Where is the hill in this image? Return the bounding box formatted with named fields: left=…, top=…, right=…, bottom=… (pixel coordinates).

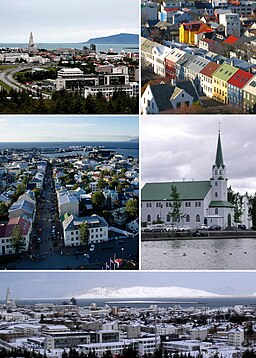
left=82, top=33, right=139, bottom=44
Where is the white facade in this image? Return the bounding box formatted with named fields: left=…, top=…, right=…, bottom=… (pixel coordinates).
left=228, top=327, right=244, bottom=347
left=219, top=13, right=240, bottom=37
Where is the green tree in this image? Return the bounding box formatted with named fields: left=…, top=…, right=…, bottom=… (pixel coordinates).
left=0, top=203, right=8, bottom=219
left=249, top=194, right=256, bottom=228
left=10, top=225, right=26, bottom=254
left=79, top=221, right=90, bottom=247
left=97, top=177, right=106, bottom=190
left=125, top=198, right=139, bottom=220
left=228, top=186, right=243, bottom=224
left=91, top=191, right=105, bottom=210
left=168, top=185, right=185, bottom=225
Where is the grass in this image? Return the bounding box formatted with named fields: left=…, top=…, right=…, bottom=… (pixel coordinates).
left=0, top=79, right=12, bottom=91
left=0, top=65, right=18, bottom=70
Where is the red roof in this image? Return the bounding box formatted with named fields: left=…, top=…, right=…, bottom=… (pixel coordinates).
left=228, top=69, right=254, bottom=88
left=200, top=62, right=220, bottom=77
left=165, top=7, right=179, bottom=12
left=223, top=36, right=239, bottom=45
left=5, top=217, right=31, bottom=237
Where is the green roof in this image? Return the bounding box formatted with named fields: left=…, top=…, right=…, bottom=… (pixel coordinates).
left=215, top=132, right=224, bottom=168
left=142, top=181, right=211, bottom=201
left=213, top=63, right=238, bottom=81
left=209, top=200, right=235, bottom=208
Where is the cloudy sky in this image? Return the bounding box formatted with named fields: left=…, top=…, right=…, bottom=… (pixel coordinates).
left=1, top=272, right=256, bottom=298
left=0, top=0, right=139, bottom=43
left=142, top=115, right=256, bottom=195
left=0, top=116, right=138, bottom=142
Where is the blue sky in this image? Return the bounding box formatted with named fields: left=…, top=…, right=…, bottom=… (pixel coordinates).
left=0, top=116, right=138, bottom=142
left=0, top=0, right=139, bottom=42
left=1, top=272, right=256, bottom=298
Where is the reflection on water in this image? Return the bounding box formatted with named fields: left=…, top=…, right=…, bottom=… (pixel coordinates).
left=141, top=238, right=256, bottom=270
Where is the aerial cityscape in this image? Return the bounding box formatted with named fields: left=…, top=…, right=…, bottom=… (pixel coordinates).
left=0, top=272, right=256, bottom=357
left=141, top=0, right=256, bottom=114
left=0, top=0, right=139, bottom=114
left=141, top=116, right=256, bottom=269
left=0, top=117, right=139, bottom=269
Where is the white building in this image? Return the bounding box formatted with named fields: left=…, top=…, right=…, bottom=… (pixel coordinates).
left=219, top=13, right=240, bottom=37
left=142, top=131, right=236, bottom=229
left=228, top=327, right=244, bottom=347
left=62, top=214, right=109, bottom=246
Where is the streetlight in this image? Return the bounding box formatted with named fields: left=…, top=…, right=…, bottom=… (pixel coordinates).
left=121, top=247, right=124, bottom=259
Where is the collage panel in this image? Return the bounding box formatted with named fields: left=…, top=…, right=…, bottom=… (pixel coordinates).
left=0, top=116, right=139, bottom=270
left=0, top=0, right=139, bottom=115
left=0, top=271, right=256, bottom=357
left=141, top=115, right=256, bottom=270
left=141, top=0, right=256, bottom=115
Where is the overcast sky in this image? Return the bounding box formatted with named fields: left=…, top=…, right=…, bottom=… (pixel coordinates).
left=0, top=116, right=138, bottom=142
left=1, top=272, right=256, bottom=298
left=0, top=0, right=139, bottom=43
left=142, top=115, right=256, bottom=195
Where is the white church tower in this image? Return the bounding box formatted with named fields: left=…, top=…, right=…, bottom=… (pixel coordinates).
left=210, top=130, right=228, bottom=202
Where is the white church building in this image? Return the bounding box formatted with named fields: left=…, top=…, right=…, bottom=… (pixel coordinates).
left=142, top=131, right=250, bottom=229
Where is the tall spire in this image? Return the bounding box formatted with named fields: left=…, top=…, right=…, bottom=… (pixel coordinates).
left=215, top=130, right=224, bottom=168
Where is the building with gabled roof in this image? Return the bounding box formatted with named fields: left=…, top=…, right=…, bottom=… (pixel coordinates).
left=141, top=81, right=200, bottom=114
left=199, top=61, right=220, bottom=98
left=141, top=131, right=236, bottom=229
left=212, top=63, right=239, bottom=104
left=228, top=69, right=254, bottom=108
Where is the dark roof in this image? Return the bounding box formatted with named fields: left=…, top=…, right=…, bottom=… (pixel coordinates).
left=215, top=132, right=224, bottom=168
left=142, top=181, right=212, bottom=201
left=209, top=201, right=235, bottom=208
left=150, top=81, right=200, bottom=111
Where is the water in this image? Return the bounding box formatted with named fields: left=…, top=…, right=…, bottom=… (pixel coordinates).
left=141, top=238, right=256, bottom=270
left=1, top=297, right=256, bottom=309
left=0, top=43, right=139, bottom=53
left=0, top=141, right=139, bottom=158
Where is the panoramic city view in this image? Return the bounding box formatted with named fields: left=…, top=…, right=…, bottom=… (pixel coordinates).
left=0, top=271, right=256, bottom=357
left=141, top=0, right=256, bottom=114
left=0, top=116, right=139, bottom=269
left=0, top=0, right=139, bottom=114
left=141, top=115, right=256, bottom=269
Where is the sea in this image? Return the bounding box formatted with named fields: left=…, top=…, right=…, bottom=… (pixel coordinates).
left=0, top=43, right=139, bottom=53
left=0, top=141, right=139, bottom=159
left=0, top=297, right=256, bottom=309
left=142, top=238, right=256, bottom=270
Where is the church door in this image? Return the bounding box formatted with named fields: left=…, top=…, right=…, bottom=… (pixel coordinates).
left=228, top=213, right=231, bottom=227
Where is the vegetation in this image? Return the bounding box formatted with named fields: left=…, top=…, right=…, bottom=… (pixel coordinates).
left=227, top=186, right=243, bottom=224
left=10, top=225, right=26, bottom=254
left=125, top=198, right=138, bottom=220
left=168, top=185, right=185, bottom=225
left=0, top=88, right=139, bottom=114
left=0, top=202, right=8, bottom=219
left=14, top=68, right=58, bottom=83
left=91, top=191, right=106, bottom=210
left=79, top=221, right=90, bottom=247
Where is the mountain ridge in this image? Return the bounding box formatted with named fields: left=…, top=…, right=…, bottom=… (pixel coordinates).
left=81, top=33, right=139, bottom=45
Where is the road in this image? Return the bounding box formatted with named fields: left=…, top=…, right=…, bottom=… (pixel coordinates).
left=0, top=65, right=51, bottom=98
left=2, top=164, right=139, bottom=270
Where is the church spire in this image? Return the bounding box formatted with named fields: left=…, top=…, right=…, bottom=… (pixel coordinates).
left=215, top=131, right=224, bottom=168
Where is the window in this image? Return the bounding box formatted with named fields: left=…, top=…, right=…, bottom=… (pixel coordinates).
left=166, top=214, right=171, bottom=222
left=186, top=214, right=190, bottom=222
left=215, top=208, right=218, bottom=214
left=147, top=215, right=151, bottom=222
left=215, top=181, right=218, bottom=186
left=196, top=214, right=200, bottom=222
left=215, top=192, right=218, bottom=197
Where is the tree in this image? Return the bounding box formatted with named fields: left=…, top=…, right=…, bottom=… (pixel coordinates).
left=0, top=203, right=8, bottom=219
left=97, top=177, right=106, bottom=190
left=125, top=198, right=139, bottom=220
left=91, top=191, right=105, bottom=210
left=79, top=221, right=90, bottom=247
left=228, top=186, right=243, bottom=225
left=249, top=193, right=256, bottom=229
left=168, top=185, right=185, bottom=225
left=10, top=225, right=26, bottom=254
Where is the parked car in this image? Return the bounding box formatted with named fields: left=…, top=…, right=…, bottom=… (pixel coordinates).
left=151, top=224, right=166, bottom=232
left=177, top=225, right=190, bottom=232
left=166, top=225, right=178, bottom=232
left=198, top=224, right=209, bottom=230
left=238, top=224, right=246, bottom=230
left=89, top=244, right=95, bottom=251
left=209, top=225, right=221, bottom=231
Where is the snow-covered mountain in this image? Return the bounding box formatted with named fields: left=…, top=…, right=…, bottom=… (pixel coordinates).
left=75, top=286, right=222, bottom=299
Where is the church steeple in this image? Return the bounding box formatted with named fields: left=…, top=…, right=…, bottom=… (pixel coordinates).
left=215, top=131, right=224, bottom=168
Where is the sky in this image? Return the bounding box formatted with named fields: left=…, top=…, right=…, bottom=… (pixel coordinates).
left=142, top=115, right=256, bottom=195
left=0, top=0, right=139, bottom=43
left=1, top=272, right=256, bottom=298
left=0, top=116, right=138, bottom=142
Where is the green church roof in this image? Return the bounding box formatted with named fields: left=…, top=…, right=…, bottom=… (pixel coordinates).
left=209, top=201, right=235, bottom=208
left=142, top=181, right=211, bottom=201
left=215, top=132, right=224, bottom=168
